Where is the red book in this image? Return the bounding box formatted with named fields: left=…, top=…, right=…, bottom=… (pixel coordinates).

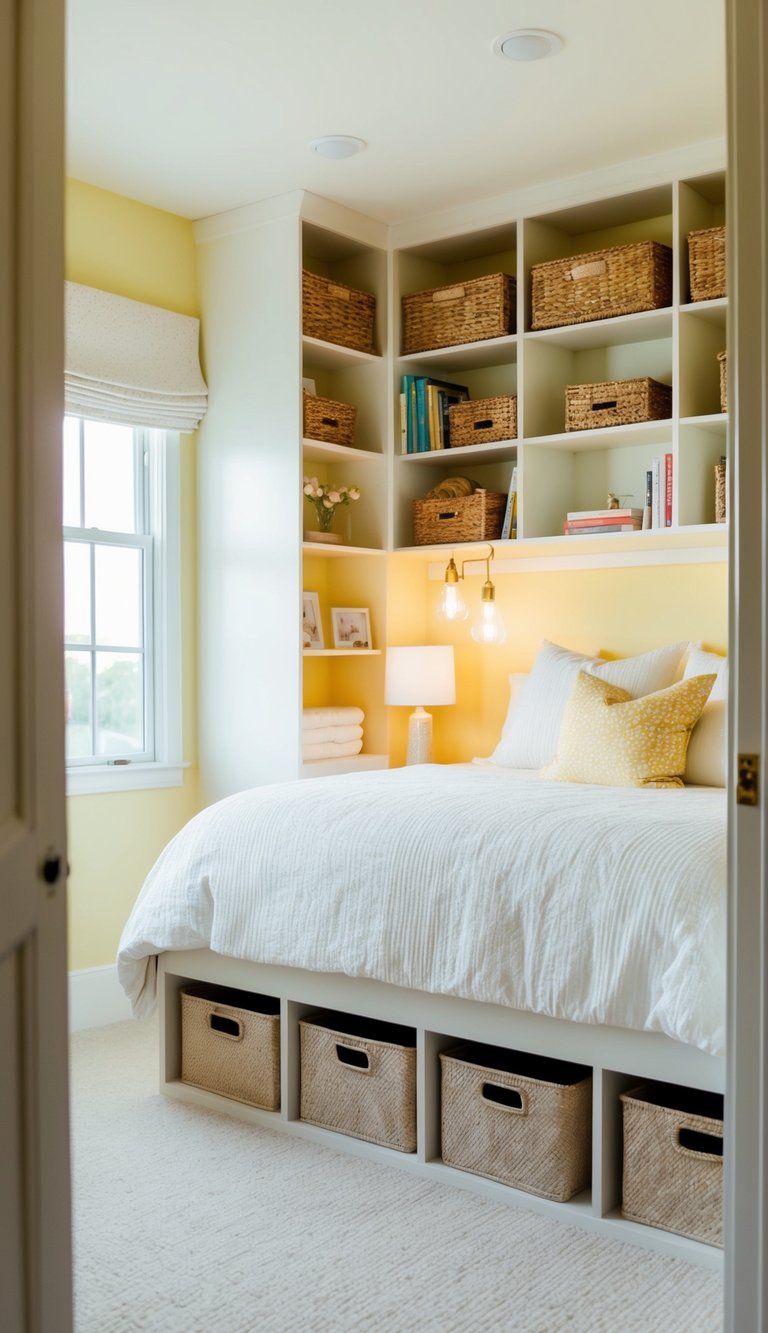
left=665, top=453, right=673, bottom=527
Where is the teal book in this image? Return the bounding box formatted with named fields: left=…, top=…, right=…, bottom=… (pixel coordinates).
left=415, top=377, right=429, bottom=451
left=401, top=374, right=415, bottom=452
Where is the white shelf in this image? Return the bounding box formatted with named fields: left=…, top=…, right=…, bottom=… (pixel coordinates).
left=399, top=333, right=518, bottom=371
left=525, top=420, right=674, bottom=453
left=680, top=297, right=727, bottom=327
left=302, top=335, right=382, bottom=370
left=303, top=649, right=381, bottom=657
left=400, top=524, right=728, bottom=567
left=397, top=438, right=517, bottom=465
left=303, top=437, right=384, bottom=464
left=302, top=541, right=386, bottom=558
left=680, top=413, right=727, bottom=431
left=525, top=308, right=673, bottom=350
left=300, top=753, right=389, bottom=778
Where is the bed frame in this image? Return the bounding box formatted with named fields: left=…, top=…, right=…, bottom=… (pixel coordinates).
left=158, top=948, right=724, bottom=1272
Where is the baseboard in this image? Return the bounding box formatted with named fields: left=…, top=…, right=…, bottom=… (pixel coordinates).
left=68, top=964, right=133, bottom=1032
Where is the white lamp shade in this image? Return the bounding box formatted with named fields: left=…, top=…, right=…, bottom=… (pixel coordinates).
left=385, top=645, right=456, bottom=706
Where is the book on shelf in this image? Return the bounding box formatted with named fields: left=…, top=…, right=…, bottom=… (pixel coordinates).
left=643, top=470, right=652, bottom=530
left=566, top=507, right=643, bottom=521
left=564, top=522, right=642, bottom=535
left=565, top=513, right=643, bottom=530
left=665, top=452, right=673, bottom=527
left=400, top=374, right=468, bottom=452
left=399, top=392, right=407, bottom=454
left=500, top=465, right=518, bottom=540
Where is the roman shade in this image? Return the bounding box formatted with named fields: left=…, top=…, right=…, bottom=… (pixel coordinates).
left=64, top=281, right=208, bottom=431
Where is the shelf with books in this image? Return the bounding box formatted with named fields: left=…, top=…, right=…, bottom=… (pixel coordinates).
left=520, top=437, right=675, bottom=540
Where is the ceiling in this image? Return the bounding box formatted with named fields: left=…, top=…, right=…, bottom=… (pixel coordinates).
left=66, top=0, right=726, bottom=225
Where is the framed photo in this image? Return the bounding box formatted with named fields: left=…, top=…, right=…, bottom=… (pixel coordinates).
left=302, top=592, right=323, bottom=649
left=302, top=377, right=317, bottom=396
left=331, top=607, right=372, bottom=650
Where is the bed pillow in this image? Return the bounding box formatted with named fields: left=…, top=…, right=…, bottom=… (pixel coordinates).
left=683, top=648, right=728, bottom=786
left=543, top=671, right=717, bottom=789
left=489, top=639, right=688, bottom=769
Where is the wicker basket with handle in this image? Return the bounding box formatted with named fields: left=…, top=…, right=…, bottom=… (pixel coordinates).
left=531, top=240, right=672, bottom=330
left=718, top=351, right=727, bottom=413
left=412, top=487, right=507, bottom=545
left=565, top=377, right=672, bottom=432
left=402, top=273, right=515, bottom=355
left=303, top=391, right=357, bottom=446
left=688, top=226, right=726, bottom=302
left=715, top=459, right=727, bottom=523
left=300, top=1012, right=417, bottom=1153
left=302, top=269, right=376, bottom=354
left=621, top=1082, right=723, bottom=1247
left=449, top=395, right=517, bottom=446
left=440, top=1044, right=592, bottom=1202
left=181, top=983, right=280, bottom=1110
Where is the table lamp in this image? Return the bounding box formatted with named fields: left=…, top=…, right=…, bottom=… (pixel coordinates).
left=385, top=645, right=456, bottom=765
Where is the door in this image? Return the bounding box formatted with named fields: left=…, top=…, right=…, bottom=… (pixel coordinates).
left=0, top=0, right=72, bottom=1330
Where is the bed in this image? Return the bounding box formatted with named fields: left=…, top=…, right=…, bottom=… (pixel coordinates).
left=117, top=643, right=727, bottom=1266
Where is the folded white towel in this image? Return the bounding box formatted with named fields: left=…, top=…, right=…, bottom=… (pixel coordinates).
left=302, top=738, right=364, bottom=761
left=300, top=724, right=363, bottom=745
left=302, top=706, right=365, bottom=731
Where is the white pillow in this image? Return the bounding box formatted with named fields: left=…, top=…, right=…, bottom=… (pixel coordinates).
left=683, top=647, right=728, bottom=786
left=490, top=639, right=688, bottom=770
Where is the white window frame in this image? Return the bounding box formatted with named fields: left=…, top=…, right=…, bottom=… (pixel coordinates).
left=66, top=426, right=185, bottom=795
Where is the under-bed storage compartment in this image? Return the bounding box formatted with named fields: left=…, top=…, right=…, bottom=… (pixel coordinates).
left=620, top=1081, right=724, bottom=1247
left=180, top=983, right=281, bottom=1110
left=300, top=1010, right=417, bottom=1152
left=439, top=1043, right=592, bottom=1201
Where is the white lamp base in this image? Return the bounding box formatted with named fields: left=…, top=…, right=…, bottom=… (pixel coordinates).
left=406, top=706, right=433, bottom=765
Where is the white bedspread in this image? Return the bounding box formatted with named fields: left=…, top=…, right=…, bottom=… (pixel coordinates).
left=117, top=764, right=726, bottom=1055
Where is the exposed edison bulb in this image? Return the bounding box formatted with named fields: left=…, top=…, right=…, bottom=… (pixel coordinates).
left=437, top=582, right=469, bottom=622
left=470, top=596, right=507, bottom=645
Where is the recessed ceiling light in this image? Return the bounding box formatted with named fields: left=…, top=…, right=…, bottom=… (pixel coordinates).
left=308, top=135, right=366, bottom=160
left=492, top=29, right=564, bottom=62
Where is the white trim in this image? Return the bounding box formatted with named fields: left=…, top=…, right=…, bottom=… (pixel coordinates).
left=66, top=761, right=188, bottom=796
left=68, top=965, right=133, bottom=1031
left=149, top=430, right=183, bottom=773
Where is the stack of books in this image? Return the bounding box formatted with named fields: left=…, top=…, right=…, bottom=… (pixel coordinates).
left=564, top=507, right=644, bottom=535
left=400, top=375, right=469, bottom=452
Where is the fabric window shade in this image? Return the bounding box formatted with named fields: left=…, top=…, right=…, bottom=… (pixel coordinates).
left=64, top=282, right=208, bottom=431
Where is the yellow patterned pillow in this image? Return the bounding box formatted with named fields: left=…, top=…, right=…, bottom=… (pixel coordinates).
left=544, top=671, right=717, bottom=789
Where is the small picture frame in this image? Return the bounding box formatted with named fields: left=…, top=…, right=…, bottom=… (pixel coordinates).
left=302, top=592, right=323, bottom=649
left=302, top=377, right=317, bottom=396
left=331, top=607, right=372, bottom=650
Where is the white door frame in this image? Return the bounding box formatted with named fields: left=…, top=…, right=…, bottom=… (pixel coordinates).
left=725, top=0, right=768, bottom=1328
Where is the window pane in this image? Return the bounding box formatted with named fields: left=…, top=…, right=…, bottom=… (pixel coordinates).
left=65, top=651, right=93, bottom=759
left=83, top=421, right=137, bottom=532
left=95, top=652, right=143, bottom=755
left=64, top=541, right=92, bottom=644
left=63, top=417, right=81, bottom=526
left=94, top=544, right=143, bottom=648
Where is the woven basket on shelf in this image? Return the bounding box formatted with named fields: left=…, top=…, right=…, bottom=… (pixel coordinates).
left=620, top=1082, right=724, bottom=1247
left=300, top=1012, right=417, bottom=1153
left=531, top=240, right=672, bottom=330
left=715, top=459, right=727, bottom=523
left=718, top=351, right=727, bottom=413
left=448, top=395, right=517, bottom=446
left=688, top=226, right=726, bottom=302
left=412, top=487, right=507, bottom=545
left=440, top=1045, right=592, bottom=1202
left=180, top=984, right=280, bottom=1110
left=302, top=269, right=376, bottom=354
left=303, top=391, right=357, bottom=446
left=565, top=377, right=672, bottom=432
left=402, top=273, right=515, bottom=355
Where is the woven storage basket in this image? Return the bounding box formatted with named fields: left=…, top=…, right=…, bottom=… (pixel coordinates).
left=621, top=1082, right=724, bottom=1247
left=302, top=269, right=376, bottom=354
left=688, top=226, right=726, bottom=302
left=718, top=351, right=727, bottom=413
left=715, top=459, right=727, bottom=524
left=440, top=1044, right=592, bottom=1202
left=303, top=391, right=357, bottom=446
left=531, top=240, right=672, bottom=330
left=448, top=395, right=517, bottom=446
left=565, top=377, right=672, bottom=432
left=180, top=983, right=280, bottom=1110
left=402, top=273, right=515, bottom=355
left=300, top=1012, right=417, bottom=1153
left=412, top=487, right=507, bottom=545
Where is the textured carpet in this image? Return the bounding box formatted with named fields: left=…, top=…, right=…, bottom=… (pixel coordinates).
left=70, top=1020, right=723, bottom=1332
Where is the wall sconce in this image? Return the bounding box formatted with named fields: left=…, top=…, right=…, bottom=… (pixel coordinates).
left=436, top=545, right=507, bottom=645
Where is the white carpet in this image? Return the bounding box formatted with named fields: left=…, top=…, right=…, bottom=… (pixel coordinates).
left=70, top=1020, right=723, bottom=1332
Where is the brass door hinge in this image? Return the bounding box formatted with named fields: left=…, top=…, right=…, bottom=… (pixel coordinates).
left=737, top=753, right=759, bottom=806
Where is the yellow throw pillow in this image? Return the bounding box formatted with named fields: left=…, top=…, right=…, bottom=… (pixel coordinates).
left=544, top=671, right=717, bottom=789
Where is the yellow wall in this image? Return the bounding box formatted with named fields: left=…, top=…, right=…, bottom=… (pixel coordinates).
left=66, top=179, right=200, bottom=971
left=387, top=560, right=728, bottom=767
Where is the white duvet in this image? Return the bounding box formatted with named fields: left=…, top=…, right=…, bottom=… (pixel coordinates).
left=117, top=764, right=726, bottom=1056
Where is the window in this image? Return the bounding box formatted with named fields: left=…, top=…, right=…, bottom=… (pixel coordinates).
left=63, top=415, right=183, bottom=794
